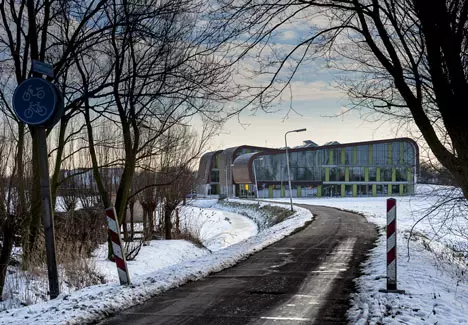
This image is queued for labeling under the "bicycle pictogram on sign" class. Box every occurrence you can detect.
[25,102,47,118]
[12,78,58,126]
[22,85,45,101]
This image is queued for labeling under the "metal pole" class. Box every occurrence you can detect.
[37,126,60,299]
[225,165,228,197]
[229,163,234,198]
[285,134,293,211]
[284,128,307,212]
[253,160,259,204]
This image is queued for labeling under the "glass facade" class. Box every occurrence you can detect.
[197,138,418,198]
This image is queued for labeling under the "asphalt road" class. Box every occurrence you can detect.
[99,205,377,325]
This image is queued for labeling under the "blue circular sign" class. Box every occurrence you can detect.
[13,78,58,125]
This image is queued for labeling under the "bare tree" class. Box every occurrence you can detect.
[214,0,468,200]
[156,127,200,239]
[0,121,20,299]
[80,0,233,257]
[0,0,113,268]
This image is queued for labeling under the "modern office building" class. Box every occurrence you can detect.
[196,138,418,198]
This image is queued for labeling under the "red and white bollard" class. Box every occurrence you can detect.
[386,198,397,290]
[382,198,404,293]
[106,207,131,285]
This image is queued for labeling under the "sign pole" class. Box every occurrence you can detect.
[13,73,63,299]
[37,126,60,298]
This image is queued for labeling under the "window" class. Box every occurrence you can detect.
[350,167,364,181]
[376,185,384,195]
[392,142,400,165]
[297,151,307,167]
[330,167,339,181]
[403,142,415,165]
[296,167,307,180]
[357,145,369,165]
[334,149,341,164]
[345,185,353,196]
[369,168,377,181]
[383,168,392,181]
[323,184,340,197]
[358,185,368,196]
[345,147,353,165]
[322,150,329,164]
[289,152,298,168]
[210,184,219,194]
[320,168,326,180]
[210,170,219,183]
[373,143,387,165]
[395,168,406,181]
[338,167,346,181]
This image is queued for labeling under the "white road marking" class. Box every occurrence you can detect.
[260,317,311,321]
[256,238,357,323]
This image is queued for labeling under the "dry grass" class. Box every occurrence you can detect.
[173,228,207,249]
[25,208,108,291]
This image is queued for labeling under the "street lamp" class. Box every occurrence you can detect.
[225,163,235,197]
[285,128,307,211]
[253,157,263,204]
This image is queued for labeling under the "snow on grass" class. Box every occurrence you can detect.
[266,184,468,325]
[178,205,258,251]
[93,240,209,283]
[2,185,466,325]
[0,202,312,325]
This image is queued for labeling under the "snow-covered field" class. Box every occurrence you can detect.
[267,184,468,324]
[0,184,467,325]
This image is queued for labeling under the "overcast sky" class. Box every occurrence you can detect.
[209,94,399,151]
[198,10,414,152]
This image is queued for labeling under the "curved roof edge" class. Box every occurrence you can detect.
[196,150,222,184]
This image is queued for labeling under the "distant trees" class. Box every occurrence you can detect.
[419,161,456,186]
[214,0,468,200]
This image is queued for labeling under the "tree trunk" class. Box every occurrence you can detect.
[164,206,173,240]
[23,127,43,269]
[50,117,68,209]
[130,201,135,240]
[0,215,15,299]
[142,208,148,243]
[114,163,136,226]
[175,208,180,236]
[84,108,113,259]
[148,204,155,240]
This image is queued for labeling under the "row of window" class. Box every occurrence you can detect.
[255,184,415,197]
[256,141,415,170]
[255,166,412,182]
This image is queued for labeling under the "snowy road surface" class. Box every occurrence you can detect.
[99,205,377,324]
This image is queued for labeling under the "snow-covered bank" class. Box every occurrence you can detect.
[267,184,468,325]
[0,202,312,324]
[94,205,259,284]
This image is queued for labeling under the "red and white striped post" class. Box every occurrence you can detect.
[386,198,403,292]
[106,207,131,285]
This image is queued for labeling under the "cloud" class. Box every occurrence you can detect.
[280,30,297,41]
[287,81,345,101]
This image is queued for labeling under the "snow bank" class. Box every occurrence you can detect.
[0,202,312,325]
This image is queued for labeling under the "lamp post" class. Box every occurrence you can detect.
[225,163,235,197]
[253,157,263,204]
[285,128,307,211]
[225,164,229,197]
